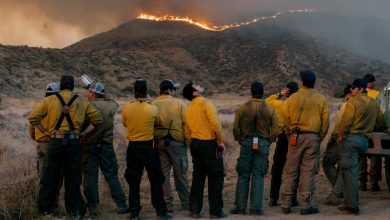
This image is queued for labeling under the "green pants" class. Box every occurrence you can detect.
[233,138,269,211]
[339,134,368,208]
[38,138,85,217]
[358,156,382,187]
[81,143,127,209]
[322,139,343,195]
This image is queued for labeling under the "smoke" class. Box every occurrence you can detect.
[0,0,389,48]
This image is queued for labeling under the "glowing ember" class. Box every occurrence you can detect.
[137,9,315,31]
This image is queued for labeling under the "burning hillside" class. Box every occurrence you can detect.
[137,9,315,31]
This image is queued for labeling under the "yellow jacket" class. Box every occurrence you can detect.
[152,95,187,143]
[233,98,278,143]
[367,88,380,99]
[28,116,51,142]
[265,94,287,133]
[122,98,160,141]
[28,90,102,135]
[338,93,386,139]
[184,96,223,144]
[284,87,329,140]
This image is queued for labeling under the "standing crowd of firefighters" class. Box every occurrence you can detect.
[27,70,387,219]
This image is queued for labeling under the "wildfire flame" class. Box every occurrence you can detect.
[137,9,315,31]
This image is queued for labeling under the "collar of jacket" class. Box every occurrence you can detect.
[157,95,172,100]
[192,96,204,103]
[249,98,264,102]
[59,89,72,96]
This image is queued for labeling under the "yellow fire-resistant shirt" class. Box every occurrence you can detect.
[265,94,287,134]
[28,90,103,135]
[122,98,160,141]
[233,98,278,143]
[184,96,223,144]
[28,100,50,142]
[367,88,380,100]
[152,95,187,143]
[284,87,329,140]
[338,93,386,139]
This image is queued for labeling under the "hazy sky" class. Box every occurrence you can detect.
[1,0,389,48]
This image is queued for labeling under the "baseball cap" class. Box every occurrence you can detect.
[363,73,376,83]
[89,83,105,95]
[160,79,180,91]
[45,82,60,93]
[351,78,367,89]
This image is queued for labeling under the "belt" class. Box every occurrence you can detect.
[51,134,79,139]
[297,131,318,135]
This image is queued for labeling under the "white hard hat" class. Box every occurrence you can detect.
[89,83,105,95]
[45,82,60,93]
[81,74,94,88]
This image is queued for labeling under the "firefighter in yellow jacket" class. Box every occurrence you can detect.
[337,78,386,215]
[28,75,102,217]
[182,82,227,219]
[358,73,382,191]
[28,82,60,177]
[122,79,171,220]
[265,82,299,207]
[280,70,329,215]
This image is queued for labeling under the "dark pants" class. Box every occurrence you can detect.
[189,139,224,216]
[125,141,167,217]
[38,138,86,217]
[82,143,127,209]
[270,132,298,204]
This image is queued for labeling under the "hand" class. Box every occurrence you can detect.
[218,144,226,154]
[44,131,51,138]
[337,137,344,144]
[280,87,290,97]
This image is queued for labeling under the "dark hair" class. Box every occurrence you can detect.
[285,81,299,96]
[60,75,74,91]
[299,70,316,88]
[251,82,264,98]
[134,79,147,98]
[182,82,196,101]
[351,78,367,92]
[45,92,57,97]
[95,94,104,98]
[343,84,352,96]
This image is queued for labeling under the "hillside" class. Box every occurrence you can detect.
[1,16,390,98]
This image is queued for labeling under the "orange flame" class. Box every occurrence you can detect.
[137,9,315,31]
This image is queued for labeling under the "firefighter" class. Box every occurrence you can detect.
[322,84,352,206]
[265,81,299,207]
[337,78,386,215]
[358,73,382,191]
[182,82,227,219]
[230,82,278,215]
[28,82,60,178]
[28,75,102,217]
[153,79,190,212]
[81,82,128,216]
[280,70,329,215]
[122,79,171,220]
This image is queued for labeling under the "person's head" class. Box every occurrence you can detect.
[363,73,376,89]
[87,83,105,101]
[159,79,179,96]
[343,84,353,101]
[251,82,264,98]
[60,75,74,91]
[351,78,367,96]
[134,79,147,98]
[45,82,60,97]
[285,81,299,97]
[182,82,204,101]
[299,70,316,88]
